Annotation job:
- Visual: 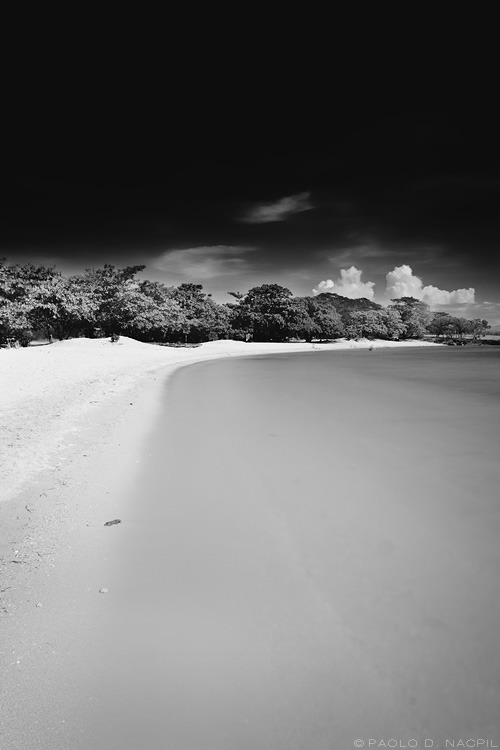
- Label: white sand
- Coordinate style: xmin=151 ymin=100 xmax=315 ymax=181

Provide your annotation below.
xmin=0 ymin=336 xmax=443 ymax=749
xmin=0 ymin=336 xmax=439 ymax=504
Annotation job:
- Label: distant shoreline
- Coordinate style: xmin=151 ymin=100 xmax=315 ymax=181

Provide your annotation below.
xmin=0 ymin=337 xmax=442 ymax=635
xmin=0 ymin=336 xmax=440 ymax=504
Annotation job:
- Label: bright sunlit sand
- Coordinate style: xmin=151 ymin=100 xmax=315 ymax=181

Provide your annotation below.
xmin=4 ymin=338 xmax=500 ymax=749
xmin=0 ymin=336 xmax=439 ymax=503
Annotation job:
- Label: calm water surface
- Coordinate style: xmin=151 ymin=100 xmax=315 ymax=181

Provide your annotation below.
xmin=37 ymin=348 xmax=500 ymax=747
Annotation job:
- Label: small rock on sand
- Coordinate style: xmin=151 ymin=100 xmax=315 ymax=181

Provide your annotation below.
xmin=99 ymin=588 xmax=109 ymax=594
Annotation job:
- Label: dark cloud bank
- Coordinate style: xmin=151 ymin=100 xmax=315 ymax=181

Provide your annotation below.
xmin=2 ymin=112 xmax=500 ymax=323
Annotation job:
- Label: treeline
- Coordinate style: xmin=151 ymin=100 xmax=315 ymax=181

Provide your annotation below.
xmin=0 ymin=260 xmax=491 ymax=346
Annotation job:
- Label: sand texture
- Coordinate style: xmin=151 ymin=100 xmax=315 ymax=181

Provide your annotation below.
xmin=0 ymin=336 xmax=442 ymax=748
xmin=0 ymin=336 xmax=439 ymax=504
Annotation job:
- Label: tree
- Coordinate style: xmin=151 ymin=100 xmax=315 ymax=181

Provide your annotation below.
xmin=228 ymin=284 xmax=295 ymax=341
xmin=0 ymin=260 xmax=64 ymax=344
xmin=285 ymin=298 xmax=319 ymax=340
xmin=1 ymin=259 xmax=493 ymax=348
xmin=382 ymin=308 xmax=406 ymax=340
xmin=313 ymin=292 xmax=381 ymax=330
xmin=470 ymin=318 xmax=491 ymax=341
xmin=452 ymin=317 xmax=474 ymax=342
xmin=107 ymin=281 xmax=185 ymax=342
xmin=388 ymin=297 xmax=432 ymax=339
xmin=171 ymin=283 xmax=230 ymax=342
xmin=302 ymin=297 xmax=344 ymax=340
xmin=343 ymin=308 xmax=406 ymax=340
xmin=227 ymin=291 xmax=246 ymax=301
xmin=74 ymin=264 xmax=147 ymax=336
xmin=226 ymin=292 xmax=253 ymax=340
xmin=244 ymin=284 xmax=293 ymax=315
xmin=427 ymin=312 xmax=455 ymax=340
xmin=427 ymin=314 xmax=492 ymax=343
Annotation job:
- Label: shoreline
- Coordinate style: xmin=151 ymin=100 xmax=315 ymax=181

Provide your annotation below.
xmin=0 ymin=336 xmax=441 ymax=505
xmin=0 ymin=336 xmax=442 ymax=747
xmin=0 ymin=337 xmax=441 ymax=610
xmin=0 ymin=337 xmax=442 ymax=570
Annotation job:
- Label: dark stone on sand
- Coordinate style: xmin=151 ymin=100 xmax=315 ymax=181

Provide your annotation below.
xmin=104 ymin=519 xmax=121 ymax=526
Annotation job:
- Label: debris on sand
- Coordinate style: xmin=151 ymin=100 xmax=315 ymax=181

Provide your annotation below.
xmin=104 ymin=519 xmax=121 ymax=526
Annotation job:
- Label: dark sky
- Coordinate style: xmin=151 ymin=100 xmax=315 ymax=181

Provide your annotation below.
xmin=3 ymin=104 xmax=500 ymax=323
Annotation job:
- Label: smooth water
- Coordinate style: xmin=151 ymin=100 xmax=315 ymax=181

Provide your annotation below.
xmin=96 ymin=346 xmax=500 ymax=748
xmin=21 ymin=347 xmax=500 ymax=747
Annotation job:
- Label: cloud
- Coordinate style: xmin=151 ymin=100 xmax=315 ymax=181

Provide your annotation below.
xmin=154 ymin=246 xmax=254 ymax=280
xmin=312 ymin=266 xmax=376 ymax=299
xmin=241 ymin=192 xmax=313 ymax=223
xmin=331 ymin=244 xmax=394 ymax=264
xmin=328 ymin=242 xmax=445 ymax=268
xmin=386 ymin=265 xmax=475 ymax=306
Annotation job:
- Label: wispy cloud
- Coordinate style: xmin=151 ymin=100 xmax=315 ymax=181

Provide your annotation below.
xmin=154 ymin=246 xmax=254 ymax=280
xmin=325 ymin=241 xmax=447 ymax=269
xmin=313 ymin=266 xmax=376 ymax=300
xmin=241 ymin=192 xmax=313 ymax=224
xmin=386 ymin=265 xmax=475 ymax=307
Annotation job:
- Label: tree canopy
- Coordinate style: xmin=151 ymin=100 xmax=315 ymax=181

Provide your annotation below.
xmin=0 ymin=260 xmax=492 ymax=346
xmin=388 ymin=297 xmax=433 ymax=339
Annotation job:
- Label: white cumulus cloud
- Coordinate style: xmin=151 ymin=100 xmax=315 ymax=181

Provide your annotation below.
xmin=312 ymin=266 xmax=376 ymax=299
xmin=386 ymin=265 xmax=475 ymax=306
xmin=241 ymin=191 xmax=313 ymax=223
xmin=155 ymin=246 xmax=254 ymax=280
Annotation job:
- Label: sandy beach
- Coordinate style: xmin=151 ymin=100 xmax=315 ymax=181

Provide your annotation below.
xmin=0 ymin=336 xmax=448 ymax=748
xmin=0 ymin=336 xmax=440 ymax=504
